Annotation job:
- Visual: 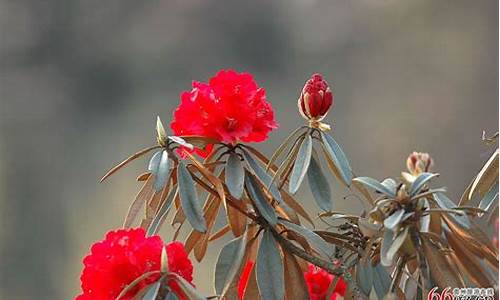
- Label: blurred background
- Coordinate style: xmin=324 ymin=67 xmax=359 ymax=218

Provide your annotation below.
xmin=0 ymin=0 xmax=498 ymax=299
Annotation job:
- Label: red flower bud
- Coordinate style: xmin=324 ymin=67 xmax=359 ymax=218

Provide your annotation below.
xmin=298 ymin=73 xmax=334 ymax=121
xmin=406 ymin=151 xmax=433 ymax=175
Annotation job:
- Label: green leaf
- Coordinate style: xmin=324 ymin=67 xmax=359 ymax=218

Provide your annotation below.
xmin=266 ymin=126 xmax=307 ymax=171
xmin=289 ymin=134 xmax=313 ymax=194
xmin=115 ymin=271 xmax=161 ymax=300
xmin=410 ymin=172 xmax=438 ymax=197
xmin=167 ymin=136 xmax=194 ymax=150
xmin=242 ymin=150 xmax=283 ymax=203
xmin=307 ymin=153 xmax=332 ymax=211
xmin=372 ymin=264 xmax=392 ymax=299
xmin=383 ymin=209 xmax=405 ymax=231
xmin=214 ymin=235 xmax=246 ymax=296
xmin=357 ymin=261 xmax=373 ymax=296
xmin=433 ymin=192 xmax=470 ymax=228
xmin=352 ymin=177 xmax=396 ymax=198
xmin=245 ymin=172 xmax=278 ymax=225
xmin=280 ymin=220 xmax=334 ymax=259
xmin=381 ymin=178 xmax=398 ymax=194
xmin=170 ymin=273 xmax=206 ymax=300
xmin=321 ymin=132 xmax=353 ymax=185
xmin=148 ymin=151 xmax=162 ymax=173
xmin=479 ymin=182 xmax=498 ymax=211
xmin=380 ymin=229 xmax=394 ymax=267
xmin=150 ymin=150 xmax=170 ymax=192
xmin=164 ymin=292 xmax=179 ymax=300
xmin=225 ymin=152 xmax=245 ymax=199
xmin=147 ymin=186 xmax=177 ymax=236
xmin=256 ymin=230 xmax=284 ymax=300
xmin=177 ymin=162 xmax=207 ymax=232
xmin=143 ymin=280 xmax=161 ymax=300
xmin=384 ymin=227 xmax=408 ymax=267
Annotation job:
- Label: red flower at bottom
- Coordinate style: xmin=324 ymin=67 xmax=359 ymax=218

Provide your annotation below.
xmin=76 ymin=228 xmax=193 ymax=300
xmin=237 ymin=261 xmax=346 ymax=300
xmin=305 ymin=264 xmax=347 ymax=300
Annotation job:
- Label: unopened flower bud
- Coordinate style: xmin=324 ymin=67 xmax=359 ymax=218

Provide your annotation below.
xmin=298 ymin=73 xmax=334 ymax=122
xmin=406 ymin=152 xmax=433 ymax=175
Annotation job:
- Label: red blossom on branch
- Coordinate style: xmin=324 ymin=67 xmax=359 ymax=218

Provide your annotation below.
xmin=304 ymin=264 xmax=347 ymax=300
xmin=237 ymin=261 xmax=346 ymax=300
xmin=76 ymin=228 xmax=193 ymax=300
xmin=298 ymin=73 xmax=334 ymax=122
xmin=170 ymin=70 xmax=278 ymax=156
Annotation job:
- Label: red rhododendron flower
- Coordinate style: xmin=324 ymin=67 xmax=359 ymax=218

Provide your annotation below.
xmin=237 ymin=261 xmax=255 ymax=299
xmin=76 ymin=228 xmax=193 ymax=300
xmin=170 ymin=70 xmax=278 ymax=156
xmin=304 ymin=264 xmax=347 ymax=300
xmin=298 ymin=73 xmax=334 ymax=121
xmin=237 ymin=261 xmax=346 ymax=300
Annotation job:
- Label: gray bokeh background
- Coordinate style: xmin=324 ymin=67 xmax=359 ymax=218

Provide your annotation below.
xmin=0 ymin=0 xmax=497 ymax=299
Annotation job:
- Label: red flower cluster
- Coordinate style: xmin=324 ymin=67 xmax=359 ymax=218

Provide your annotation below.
xmin=298 ymin=73 xmax=334 ymax=121
xmin=170 ymin=70 xmax=278 ymax=156
xmin=304 ymin=264 xmax=347 ymax=300
xmin=76 ymin=228 xmax=193 ymax=300
xmin=237 ymin=261 xmax=346 ymax=300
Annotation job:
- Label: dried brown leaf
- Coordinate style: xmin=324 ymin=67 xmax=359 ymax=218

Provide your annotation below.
xmin=420 ymin=234 xmax=465 ymax=289
xmin=137 ymin=172 xmax=151 ymax=181
xmin=100 ymin=145 xmax=160 ymax=182
xmin=123 ymin=176 xmax=155 ymax=228
xmin=283 ymin=250 xmax=310 ymax=300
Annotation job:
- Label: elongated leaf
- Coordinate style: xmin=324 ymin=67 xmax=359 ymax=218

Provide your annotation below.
xmin=433 ymin=192 xmax=470 ymax=228
xmin=468 ymin=149 xmax=499 ymax=201
xmin=320 ymin=132 xmax=353 ymax=185
xmin=214 ymin=235 xmax=246 ymax=296
xmin=383 ymin=209 xmax=405 ymax=231
xmin=289 ymin=134 xmax=313 ymax=194
xmin=380 ymin=229 xmax=395 ymax=266
xmin=385 ymin=227 xmax=408 ymax=267
xmin=179 ymin=135 xmax=219 ymax=149
xmin=209 ymin=225 xmax=231 ymax=242
xmin=148 ymin=151 xmax=162 ymax=172
xmin=421 ymin=235 xmax=465 ymax=289
xmin=167 ymin=136 xmax=194 ymax=150
xmin=307 ymin=153 xmax=332 ymax=211
xmin=242 ymin=150 xmax=283 ymax=203
xmin=479 ymin=182 xmax=498 ymax=211
xmin=225 ymin=152 xmax=245 ymax=199
xmin=101 ymin=145 xmax=160 ymax=182
xmin=283 ymin=250 xmax=310 ymax=300
xmin=353 ymin=177 xmax=396 ymax=198
xmin=256 ymin=230 xmax=284 ymax=300
xmin=409 ymin=172 xmax=438 ymax=197
xmin=372 ymin=264 xmax=392 ymax=300
xmin=115 ymin=270 xmax=161 ymax=300
xmin=164 ymin=292 xmax=179 ymax=300
xmin=245 ymin=172 xmax=278 ymax=225
xmin=267 ymin=126 xmax=307 ymax=171
xmin=226 ymin=199 xmax=247 ymax=237
xmin=381 ymin=178 xmax=398 ymax=194
xmin=143 ymin=280 xmax=161 ymax=300
xmin=170 ymin=273 xmax=206 ymax=300
xmin=155 ymin=151 xmax=170 ymax=192
xmin=123 ymin=176 xmax=155 ymax=228
xmin=356 ymin=260 xmax=373 ymax=295
xmin=177 ymin=162 xmax=207 ymax=232
xmin=280 ymin=220 xmax=333 ymax=258
xmin=147 ymin=187 xmax=177 ymax=236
